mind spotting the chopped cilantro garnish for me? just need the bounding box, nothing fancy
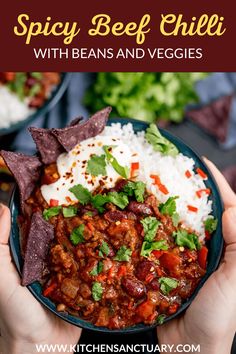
[123,181,146,202]
[107,192,129,209]
[141,216,160,242]
[90,261,103,276]
[140,216,166,257]
[172,212,180,227]
[43,206,61,221]
[91,192,129,212]
[145,124,179,156]
[62,206,77,218]
[159,277,178,295]
[86,154,107,176]
[173,229,201,250]
[204,217,218,234]
[69,184,92,205]
[92,282,103,301]
[159,196,178,216]
[103,145,130,179]
[70,224,85,245]
[114,245,132,262]
[140,240,168,257]
[157,314,166,325]
[99,241,110,257]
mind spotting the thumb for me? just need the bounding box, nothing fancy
[222,207,236,247]
[0,204,11,245]
[0,204,21,304]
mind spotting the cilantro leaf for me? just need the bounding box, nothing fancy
[140,240,168,257]
[70,224,85,245]
[159,196,178,216]
[173,229,201,250]
[172,212,180,227]
[91,194,109,213]
[145,124,179,156]
[99,241,110,257]
[69,184,92,205]
[90,261,103,276]
[107,192,129,209]
[43,206,62,221]
[114,245,132,262]
[62,206,77,218]
[91,192,129,212]
[103,145,130,179]
[204,217,218,234]
[92,282,103,301]
[157,314,166,325]
[159,277,178,295]
[123,181,146,202]
[141,216,160,242]
[86,154,107,176]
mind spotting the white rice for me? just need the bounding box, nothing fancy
[101,123,212,240]
[0,86,35,129]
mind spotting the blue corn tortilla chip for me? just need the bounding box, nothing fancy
[28,117,84,164]
[22,211,54,286]
[52,106,112,152]
[28,127,64,165]
[186,95,232,143]
[0,150,41,209]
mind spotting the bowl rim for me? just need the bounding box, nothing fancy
[9,117,224,334]
[0,73,72,136]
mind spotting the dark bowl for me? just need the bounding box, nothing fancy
[9,117,224,333]
[0,73,72,136]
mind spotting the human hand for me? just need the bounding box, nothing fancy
[0,204,82,354]
[157,158,236,354]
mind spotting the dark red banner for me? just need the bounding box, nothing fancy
[0,0,235,71]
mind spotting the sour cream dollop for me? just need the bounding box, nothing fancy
[41,135,135,206]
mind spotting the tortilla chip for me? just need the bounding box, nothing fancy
[29,127,64,165]
[186,95,232,143]
[29,117,84,164]
[69,116,84,126]
[52,106,112,151]
[22,212,54,286]
[0,150,41,207]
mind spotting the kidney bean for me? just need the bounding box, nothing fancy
[135,260,155,281]
[122,275,146,299]
[127,201,153,215]
[149,278,160,291]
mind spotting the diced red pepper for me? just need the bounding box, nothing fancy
[187,205,198,212]
[150,174,169,195]
[196,188,211,198]
[145,273,155,283]
[136,300,155,320]
[159,252,181,270]
[205,230,211,241]
[196,168,208,179]
[97,274,107,281]
[43,282,57,297]
[198,246,208,269]
[185,170,192,178]
[131,162,140,177]
[117,265,127,277]
[152,250,164,259]
[168,303,179,315]
[49,199,59,207]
